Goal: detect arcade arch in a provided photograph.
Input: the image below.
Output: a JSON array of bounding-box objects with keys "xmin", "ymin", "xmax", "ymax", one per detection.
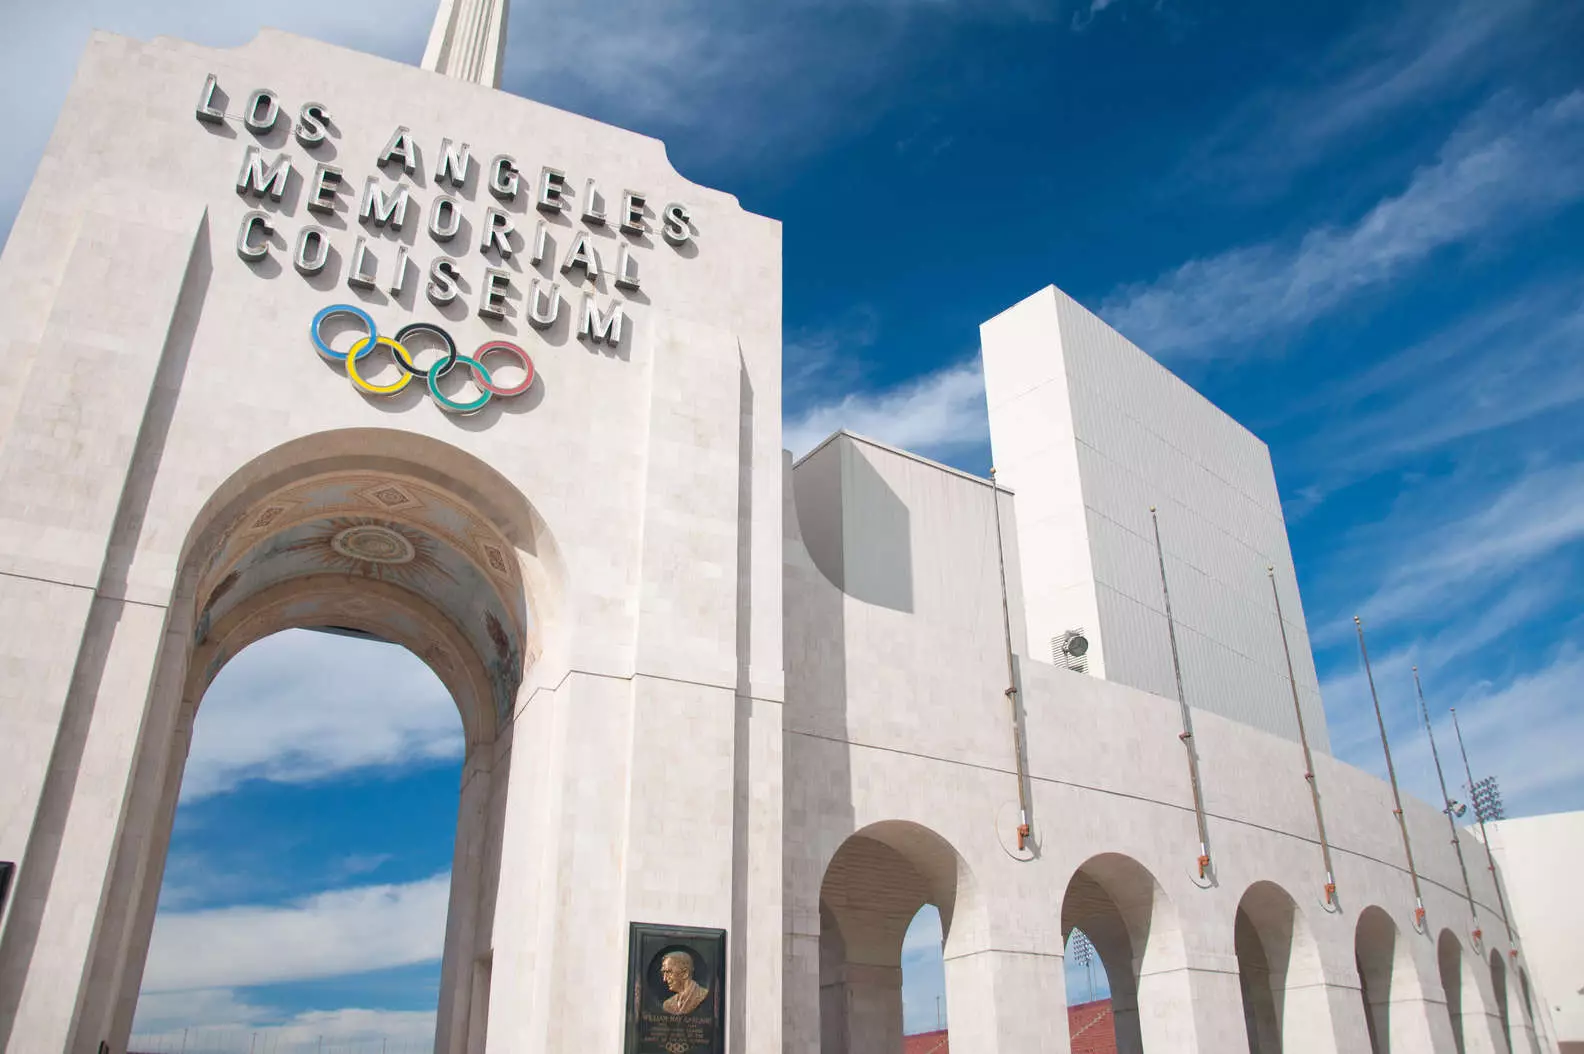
[
  {"xmin": 1516, "ymin": 967, "xmax": 1542, "ymax": 1054},
  {"xmin": 1354, "ymin": 904, "xmax": 1428, "ymax": 1054},
  {"xmin": 79, "ymin": 430, "xmax": 563, "ymax": 1054},
  {"xmin": 1437, "ymin": 927, "xmax": 1512, "ymax": 1054},
  {"xmin": 1440, "ymin": 930, "xmax": 1470, "ymax": 1054},
  {"xmin": 1234, "ymin": 880, "xmax": 1328, "ymax": 1054},
  {"xmin": 816, "ymin": 821, "xmax": 973, "ymax": 1054},
  {"xmin": 1058, "ymin": 853, "xmax": 1185, "ymax": 1053},
  {"xmin": 1489, "ymin": 950, "xmax": 1514, "ymax": 1054}
]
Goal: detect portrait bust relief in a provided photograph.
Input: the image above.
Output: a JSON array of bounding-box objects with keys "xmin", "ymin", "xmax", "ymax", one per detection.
[
  {"xmin": 626, "ymin": 923, "xmax": 726, "ymax": 1053},
  {"xmin": 660, "ymin": 951, "xmax": 709, "ymax": 1015}
]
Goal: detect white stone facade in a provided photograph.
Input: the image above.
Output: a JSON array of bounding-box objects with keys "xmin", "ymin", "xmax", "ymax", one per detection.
[
  {"xmin": 0, "ymin": 26, "xmax": 1558, "ymax": 1054},
  {"xmin": 982, "ymin": 285, "xmax": 1329, "ymax": 752},
  {"xmin": 1482, "ymin": 813, "xmax": 1582, "ymax": 1053}
]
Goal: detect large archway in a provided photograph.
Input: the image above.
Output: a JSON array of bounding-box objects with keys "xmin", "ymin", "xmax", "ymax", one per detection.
[
  {"xmin": 816, "ymin": 821, "xmax": 972, "ymax": 1053},
  {"xmin": 1234, "ymin": 880, "xmax": 1330, "ymax": 1054},
  {"xmin": 128, "ymin": 626, "xmax": 465, "ymax": 1052},
  {"xmin": 1355, "ymin": 904, "xmax": 1436, "ymax": 1054},
  {"xmin": 78, "ymin": 430, "xmax": 562, "ymax": 1054},
  {"xmin": 1515, "ymin": 967, "xmax": 1542, "ymax": 1054},
  {"xmin": 1059, "ymin": 853, "xmax": 1185, "ymax": 1053},
  {"xmin": 1489, "ymin": 951, "xmax": 1514, "ymax": 1054},
  {"xmin": 1438, "ymin": 929, "xmax": 1516, "ymax": 1054},
  {"xmin": 1439, "ymin": 930, "xmax": 1470, "ymax": 1054}
]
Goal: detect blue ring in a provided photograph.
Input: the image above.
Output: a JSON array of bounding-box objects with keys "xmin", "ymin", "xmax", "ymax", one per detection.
[{"xmin": 311, "ymin": 304, "xmax": 377, "ymax": 363}]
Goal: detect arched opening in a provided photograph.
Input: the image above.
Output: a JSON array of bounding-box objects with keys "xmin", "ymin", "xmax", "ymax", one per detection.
[
  {"xmin": 1490, "ymin": 950, "xmax": 1513, "ymax": 1054},
  {"xmin": 78, "ymin": 431, "xmax": 562, "ymax": 1054},
  {"xmin": 1064, "ymin": 927, "xmax": 1116, "ymax": 1053},
  {"xmin": 1439, "ymin": 930, "xmax": 1467, "ymax": 1054},
  {"xmin": 128, "ymin": 628, "xmax": 464, "ymax": 1052},
  {"xmin": 901, "ymin": 906, "xmax": 947, "ymax": 1039},
  {"xmin": 817, "ymin": 821, "xmax": 971, "ymax": 1053},
  {"xmin": 1517, "ymin": 967, "xmax": 1542, "ymax": 1054},
  {"xmin": 1060, "ymin": 854, "xmax": 1184, "ymax": 1054},
  {"xmin": 1235, "ymin": 881, "xmax": 1326, "ymax": 1054},
  {"xmin": 1356, "ymin": 905, "xmax": 1420, "ymax": 1054}
]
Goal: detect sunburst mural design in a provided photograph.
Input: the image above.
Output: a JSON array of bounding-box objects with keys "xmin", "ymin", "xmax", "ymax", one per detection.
[{"xmin": 275, "ymin": 517, "xmax": 459, "ymax": 589}]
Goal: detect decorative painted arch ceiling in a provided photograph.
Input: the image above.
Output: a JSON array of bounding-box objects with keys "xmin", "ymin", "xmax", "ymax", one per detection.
[{"xmin": 193, "ymin": 472, "xmax": 533, "ymax": 724}]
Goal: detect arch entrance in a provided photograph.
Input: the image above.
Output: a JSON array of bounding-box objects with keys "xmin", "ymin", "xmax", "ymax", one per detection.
[
  {"xmin": 1438, "ymin": 929, "xmax": 1507, "ymax": 1054},
  {"xmin": 816, "ymin": 822, "xmax": 971, "ymax": 1053},
  {"xmin": 1354, "ymin": 904, "xmax": 1440, "ymax": 1054},
  {"xmin": 59, "ymin": 432, "xmax": 558, "ymax": 1054},
  {"xmin": 1059, "ymin": 853, "xmax": 1185, "ymax": 1054},
  {"xmin": 1234, "ymin": 881, "xmax": 1336, "ymax": 1054}
]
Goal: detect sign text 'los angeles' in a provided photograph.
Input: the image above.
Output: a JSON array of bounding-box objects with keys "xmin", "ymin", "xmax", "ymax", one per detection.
[{"xmin": 203, "ymin": 75, "xmax": 698, "ymax": 348}]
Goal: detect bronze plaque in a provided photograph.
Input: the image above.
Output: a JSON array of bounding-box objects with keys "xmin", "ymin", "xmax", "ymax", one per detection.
[{"xmin": 624, "ymin": 922, "xmax": 726, "ymax": 1054}]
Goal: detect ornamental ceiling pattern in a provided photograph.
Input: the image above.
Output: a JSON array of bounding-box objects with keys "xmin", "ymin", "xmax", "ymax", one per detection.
[{"xmin": 194, "ymin": 472, "xmax": 531, "ymax": 724}]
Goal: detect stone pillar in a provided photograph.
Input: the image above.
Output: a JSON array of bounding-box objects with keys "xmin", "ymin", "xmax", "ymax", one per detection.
[
  {"xmin": 421, "ymin": 0, "xmax": 509, "ymax": 87},
  {"xmin": 1379, "ymin": 987, "xmax": 1454, "ymax": 1053},
  {"xmin": 1463, "ymin": 1004, "xmax": 1510, "ymax": 1054},
  {"xmin": 1278, "ymin": 973, "xmax": 1374, "ymax": 1054},
  {"xmin": 839, "ymin": 963, "xmax": 904, "ymax": 1052},
  {"xmin": 0, "ymin": 207, "xmax": 207, "ymax": 1054},
  {"xmin": 784, "ymin": 925, "xmax": 820, "ymax": 1054},
  {"xmin": 943, "ymin": 946, "xmax": 1069, "ymax": 1052},
  {"xmin": 1138, "ymin": 957, "xmax": 1255, "ymax": 1054},
  {"xmin": 1109, "ymin": 981, "xmax": 1143, "ymax": 1054}
]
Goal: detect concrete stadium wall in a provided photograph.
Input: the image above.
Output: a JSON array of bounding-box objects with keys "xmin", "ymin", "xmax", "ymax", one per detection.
[{"xmin": 784, "ymin": 432, "xmax": 1553, "ymax": 1054}]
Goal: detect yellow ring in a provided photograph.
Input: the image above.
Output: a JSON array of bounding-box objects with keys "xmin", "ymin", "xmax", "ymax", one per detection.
[{"xmin": 345, "ymin": 336, "xmax": 415, "ymax": 395}]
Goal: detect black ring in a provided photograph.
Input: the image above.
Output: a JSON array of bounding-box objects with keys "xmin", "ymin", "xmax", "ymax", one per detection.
[{"xmin": 393, "ymin": 322, "xmax": 458, "ymax": 378}]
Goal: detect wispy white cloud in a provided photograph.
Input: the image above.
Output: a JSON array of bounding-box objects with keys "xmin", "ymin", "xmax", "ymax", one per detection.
[
  {"xmin": 1319, "ymin": 575, "xmax": 1565, "ymax": 756},
  {"xmin": 1339, "ymin": 462, "xmax": 1584, "ymax": 640},
  {"xmin": 0, "ymin": 0, "xmax": 1067, "ymax": 247},
  {"xmin": 1197, "ymin": 0, "xmax": 1545, "ymax": 183},
  {"xmin": 183, "ymin": 629, "xmax": 461, "ymax": 801},
  {"xmin": 1326, "ymin": 646, "xmax": 1584, "ymax": 820},
  {"xmin": 141, "ymin": 872, "xmax": 449, "ymax": 992},
  {"xmin": 785, "ymin": 357, "xmax": 988, "ymax": 461},
  {"xmin": 1288, "ymin": 282, "xmax": 1584, "ymax": 482},
  {"xmin": 901, "ymin": 903, "xmax": 943, "ymax": 957},
  {"xmin": 784, "ymin": 308, "xmax": 884, "ymax": 413},
  {"xmin": 1104, "ymin": 92, "xmax": 1584, "ymax": 359},
  {"xmin": 1310, "ymin": 460, "xmax": 1584, "ymax": 816},
  {"xmin": 1071, "ymin": 0, "xmax": 1124, "ymax": 31},
  {"xmin": 0, "ymin": 0, "xmax": 437, "ymax": 246},
  {"xmin": 132, "ymin": 986, "xmax": 437, "ymax": 1053}
]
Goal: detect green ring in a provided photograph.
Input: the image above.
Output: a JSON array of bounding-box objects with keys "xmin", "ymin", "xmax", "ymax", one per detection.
[{"xmin": 428, "ymin": 354, "xmax": 493, "ymax": 414}]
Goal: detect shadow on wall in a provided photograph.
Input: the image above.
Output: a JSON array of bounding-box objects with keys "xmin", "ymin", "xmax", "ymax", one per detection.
[{"xmin": 793, "ymin": 437, "xmax": 913, "ymax": 614}]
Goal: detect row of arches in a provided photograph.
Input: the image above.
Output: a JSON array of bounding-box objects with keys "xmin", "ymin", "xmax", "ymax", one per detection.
[{"xmin": 815, "ymin": 823, "xmax": 1547, "ymax": 1054}]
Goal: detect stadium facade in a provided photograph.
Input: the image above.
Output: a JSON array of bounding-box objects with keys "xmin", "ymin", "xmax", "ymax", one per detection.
[{"xmin": 0, "ymin": 5, "xmax": 1558, "ymax": 1053}]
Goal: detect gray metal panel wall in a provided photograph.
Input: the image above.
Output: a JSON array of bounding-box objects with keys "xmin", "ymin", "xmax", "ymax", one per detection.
[{"xmin": 1051, "ymin": 287, "xmax": 1330, "ymax": 752}]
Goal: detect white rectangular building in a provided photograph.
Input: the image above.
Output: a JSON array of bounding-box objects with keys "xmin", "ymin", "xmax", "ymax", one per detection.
[
  {"xmin": 1484, "ymin": 812, "xmax": 1582, "ymax": 1053},
  {"xmin": 981, "ymin": 284, "xmax": 1329, "ymax": 751}
]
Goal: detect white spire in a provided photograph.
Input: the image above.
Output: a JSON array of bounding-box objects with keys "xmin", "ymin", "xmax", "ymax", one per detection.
[{"xmin": 421, "ymin": 0, "xmax": 509, "ymax": 88}]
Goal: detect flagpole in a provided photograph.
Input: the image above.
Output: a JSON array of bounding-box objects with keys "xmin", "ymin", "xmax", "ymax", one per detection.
[
  {"xmin": 1451, "ymin": 707, "xmax": 1516, "ymax": 950},
  {"xmin": 1271, "ymin": 569, "xmax": 1335, "ymax": 906},
  {"xmin": 1414, "ymin": 666, "xmax": 1479, "ymax": 934},
  {"xmin": 1151, "ymin": 508, "xmax": 1213, "ymax": 882},
  {"xmin": 1355, "ymin": 616, "xmax": 1425, "ymax": 930}
]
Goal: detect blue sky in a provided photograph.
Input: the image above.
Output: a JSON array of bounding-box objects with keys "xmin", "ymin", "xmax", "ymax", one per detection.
[{"xmin": 3, "ymin": 0, "xmax": 1582, "ymax": 1046}]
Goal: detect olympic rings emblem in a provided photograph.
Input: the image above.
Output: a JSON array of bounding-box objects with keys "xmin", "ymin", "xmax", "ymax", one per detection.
[{"xmin": 310, "ymin": 305, "xmax": 535, "ymax": 415}]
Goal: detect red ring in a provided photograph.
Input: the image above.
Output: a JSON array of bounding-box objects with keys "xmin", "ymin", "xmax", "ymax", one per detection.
[{"xmin": 472, "ymin": 341, "xmax": 535, "ymax": 396}]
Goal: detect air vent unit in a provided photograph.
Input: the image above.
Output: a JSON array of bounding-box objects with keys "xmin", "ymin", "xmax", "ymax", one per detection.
[{"xmin": 1052, "ymin": 628, "xmax": 1090, "ymax": 674}]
